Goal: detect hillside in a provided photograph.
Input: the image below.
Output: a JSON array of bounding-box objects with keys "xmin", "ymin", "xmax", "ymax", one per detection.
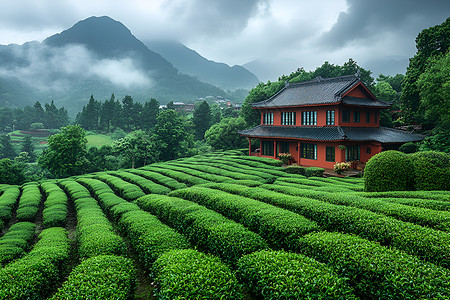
[
  {"xmin": 146, "ymin": 40, "xmax": 260, "ymax": 90},
  {"xmin": 1, "ymin": 150, "xmax": 450, "ymax": 298},
  {"xmin": 0, "ymin": 16, "xmax": 229, "ymax": 113}
]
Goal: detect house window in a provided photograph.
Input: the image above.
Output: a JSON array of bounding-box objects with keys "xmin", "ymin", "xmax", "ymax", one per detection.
[
  {"xmin": 301, "ymin": 111, "xmax": 317, "ymax": 125},
  {"xmin": 262, "ymin": 141, "xmax": 274, "ymax": 156},
  {"xmin": 353, "ymin": 111, "xmax": 360, "ymax": 123},
  {"xmin": 301, "ymin": 143, "xmax": 317, "ymax": 160},
  {"xmin": 263, "ymin": 113, "xmax": 273, "ymax": 125},
  {"xmin": 278, "ymin": 141, "xmax": 290, "ymax": 154},
  {"xmin": 342, "ymin": 110, "xmax": 351, "ymax": 122},
  {"xmin": 366, "ymin": 112, "xmax": 370, "ymax": 123},
  {"xmin": 326, "ymin": 146, "xmax": 335, "ymax": 162},
  {"xmin": 366, "ymin": 147, "xmax": 371, "ymax": 154},
  {"xmin": 326, "ymin": 110, "xmax": 335, "ymax": 125},
  {"xmin": 346, "ymin": 145, "xmax": 360, "ymax": 161},
  {"xmin": 281, "ymin": 112, "xmax": 296, "ymax": 125}
]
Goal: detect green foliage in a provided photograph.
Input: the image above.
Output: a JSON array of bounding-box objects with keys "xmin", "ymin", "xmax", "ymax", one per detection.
[
  {"xmin": 409, "ymin": 151, "xmax": 450, "ymax": 191},
  {"xmin": 299, "ymin": 231, "xmax": 450, "ymax": 299},
  {"xmin": 205, "ymin": 117, "xmax": 248, "ymax": 150},
  {"xmin": 135, "ymin": 194, "xmax": 268, "ymax": 265},
  {"xmin": 94, "ymin": 173, "xmax": 145, "ymax": 201},
  {"xmin": 0, "ymin": 134, "xmax": 16, "ymax": 160},
  {"xmin": 402, "ymin": 17, "xmax": 450, "ymax": 124},
  {"xmin": 41, "ymin": 182, "xmax": 68, "ymax": 228},
  {"xmin": 284, "ymin": 165, "xmax": 306, "ymax": 175},
  {"xmin": 0, "ymin": 227, "xmax": 70, "ymax": 300},
  {"xmin": 0, "ymin": 222, "xmax": 36, "ymax": 265},
  {"xmin": 169, "ymin": 186, "xmax": 319, "ymax": 249},
  {"xmin": 364, "ymin": 150, "xmax": 415, "ymax": 192},
  {"xmin": 16, "ymin": 183, "xmax": 41, "ymax": 222},
  {"xmin": 399, "ymin": 142, "xmax": 418, "ymax": 154},
  {"xmin": 112, "ymin": 171, "xmax": 171, "ymax": 195},
  {"xmin": 50, "ymin": 255, "xmax": 135, "ymax": 300},
  {"xmin": 38, "ymin": 125, "xmax": 89, "ymax": 178},
  {"xmin": 192, "ymin": 100, "xmax": 212, "ymax": 140},
  {"xmin": 0, "ymin": 185, "xmax": 20, "ymax": 222},
  {"xmin": 305, "ymin": 167, "xmax": 325, "ymax": 177},
  {"xmin": 20, "ymin": 136, "xmax": 36, "ymax": 162},
  {"xmin": 113, "ymin": 130, "xmax": 156, "ymax": 168},
  {"xmin": 237, "ymin": 250, "xmax": 357, "ymax": 299},
  {"xmin": 0, "ymin": 158, "xmax": 25, "ymax": 185},
  {"xmin": 417, "ymin": 51, "xmax": 450, "ymax": 127},
  {"xmin": 154, "ymin": 109, "xmax": 189, "ymax": 161},
  {"xmin": 126, "ymin": 169, "xmax": 187, "ymax": 190},
  {"xmin": 153, "ymin": 249, "xmax": 242, "ymax": 299}
]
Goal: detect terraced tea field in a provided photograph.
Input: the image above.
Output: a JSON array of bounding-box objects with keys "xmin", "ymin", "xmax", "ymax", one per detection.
[{"xmin": 1, "ymin": 150, "xmax": 450, "ymax": 299}]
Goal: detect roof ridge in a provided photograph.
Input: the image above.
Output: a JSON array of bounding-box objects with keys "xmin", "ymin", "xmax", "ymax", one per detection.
[{"xmin": 288, "ymin": 74, "xmax": 358, "ymax": 88}]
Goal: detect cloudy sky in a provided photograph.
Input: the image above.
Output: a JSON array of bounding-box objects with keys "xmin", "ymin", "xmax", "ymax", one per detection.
[{"xmin": 0, "ymin": 0, "xmax": 448, "ymax": 82}]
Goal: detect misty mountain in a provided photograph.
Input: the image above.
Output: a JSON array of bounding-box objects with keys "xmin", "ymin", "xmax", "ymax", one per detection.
[
  {"xmin": 146, "ymin": 40, "xmax": 260, "ymax": 91},
  {"xmin": 0, "ymin": 16, "xmax": 230, "ymax": 114}
]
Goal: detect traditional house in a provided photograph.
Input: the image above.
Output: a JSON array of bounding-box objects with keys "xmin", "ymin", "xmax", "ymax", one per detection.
[{"xmin": 239, "ymin": 74, "xmax": 424, "ymax": 169}]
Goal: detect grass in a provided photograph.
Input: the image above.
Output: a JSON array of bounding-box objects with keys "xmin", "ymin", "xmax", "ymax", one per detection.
[{"xmin": 86, "ymin": 134, "xmax": 114, "ymax": 148}]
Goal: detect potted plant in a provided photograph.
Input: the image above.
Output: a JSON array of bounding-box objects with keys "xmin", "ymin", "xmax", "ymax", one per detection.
[
  {"xmin": 333, "ymin": 162, "xmax": 351, "ymax": 175},
  {"xmin": 278, "ymin": 152, "xmax": 292, "ymax": 165}
]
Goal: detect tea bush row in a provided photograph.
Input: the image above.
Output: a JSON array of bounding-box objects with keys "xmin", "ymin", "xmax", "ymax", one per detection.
[
  {"xmin": 169, "ymin": 187, "xmax": 319, "ymax": 249},
  {"xmin": 213, "ymin": 156, "xmax": 289, "ymax": 177},
  {"xmin": 40, "ymin": 182, "xmax": 68, "ymax": 228},
  {"xmin": 167, "ymin": 161, "xmax": 266, "ymax": 182},
  {"xmin": 228, "ymin": 155, "xmax": 283, "ymax": 167},
  {"xmin": 307, "ymin": 177, "xmax": 364, "ymax": 191},
  {"xmin": 126, "ymin": 169, "xmax": 187, "ymax": 190},
  {"xmin": 0, "ymin": 185, "xmax": 20, "ymax": 222},
  {"xmin": 298, "ymin": 231, "xmax": 450, "ymax": 299},
  {"xmin": 373, "ymin": 197, "xmax": 450, "ymax": 212},
  {"xmin": 358, "ymin": 190, "xmax": 450, "ymax": 202},
  {"xmin": 161, "ymin": 164, "xmax": 232, "ymax": 183},
  {"xmin": 109, "ymin": 171, "xmax": 171, "ymax": 195},
  {"xmin": 58, "ymin": 180, "xmax": 125, "ymax": 259},
  {"xmin": 16, "ymin": 183, "xmax": 42, "ymax": 222},
  {"xmin": 266, "ymin": 184, "xmax": 450, "ymax": 231},
  {"xmin": 135, "ymin": 194, "xmax": 269, "ymax": 265},
  {"xmin": 0, "ymin": 222, "xmax": 35, "ymax": 265},
  {"xmin": 179, "ymin": 157, "xmax": 280, "ymax": 180},
  {"xmin": 143, "ymin": 166, "xmax": 208, "ymax": 185},
  {"xmin": 94, "ymin": 173, "xmax": 145, "ymax": 201},
  {"xmin": 284, "ymin": 165, "xmax": 325, "ymax": 177},
  {"xmin": 237, "ymin": 250, "xmax": 357, "ymax": 299},
  {"xmin": 50, "ymin": 255, "xmax": 135, "ymax": 300},
  {"xmin": 154, "ymin": 249, "xmax": 242, "ymax": 299},
  {"xmin": 0, "ymin": 227, "xmax": 70, "ymax": 300},
  {"xmin": 224, "ymin": 183, "xmax": 450, "ymax": 267}
]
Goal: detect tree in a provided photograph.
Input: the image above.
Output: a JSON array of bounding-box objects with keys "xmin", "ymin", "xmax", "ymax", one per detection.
[
  {"xmin": 417, "ymin": 52, "xmax": 450, "ymax": 127},
  {"xmin": 192, "ymin": 101, "xmax": 212, "ymax": 140},
  {"xmin": 21, "ymin": 135, "xmax": 36, "ymax": 162},
  {"xmin": 100, "ymin": 94, "xmax": 121, "ymax": 133},
  {"xmin": 0, "ymin": 134, "xmax": 16, "ymax": 159},
  {"xmin": 113, "ymin": 130, "xmax": 156, "ymax": 169},
  {"xmin": 154, "ymin": 110, "xmax": 188, "ymax": 161},
  {"xmin": 86, "ymin": 145, "xmax": 121, "ymax": 172},
  {"xmin": 402, "ymin": 17, "xmax": 450, "ymax": 124},
  {"xmin": 140, "ymin": 98, "xmax": 159, "ymax": 130},
  {"xmin": 0, "ymin": 158, "xmax": 25, "ymax": 185},
  {"xmin": 38, "ymin": 125, "xmax": 89, "ymax": 178},
  {"xmin": 32, "ymin": 101, "xmax": 45, "ymax": 124},
  {"xmin": 76, "ymin": 95, "xmax": 101, "ymax": 130},
  {"xmin": 205, "ymin": 117, "xmax": 248, "ymax": 150}
]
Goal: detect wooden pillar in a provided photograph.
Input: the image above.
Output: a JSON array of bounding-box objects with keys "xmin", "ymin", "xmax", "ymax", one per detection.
[
  {"xmin": 248, "ymin": 138, "xmax": 251, "ymax": 156},
  {"xmin": 273, "ymin": 140, "xmax": 277, "ymax": 159},
  {"xmin": 297, "ymin": 141, "xmax": 301, "ymax": 165}
]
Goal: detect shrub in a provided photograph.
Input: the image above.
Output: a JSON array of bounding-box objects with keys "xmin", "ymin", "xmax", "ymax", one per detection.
[
  {"xmin": 169, "ymin": 187, "xmax": 319, "ymax": 249},
  {"xmin": 94, "ymin": 173, "xmax": 145, "ymax": 201},
  {"xmin": 135, "ymin": 194, "xmax": 268, "ymax": 265},
  {"xmin": 110, "ymin": 171, "xmax": 171, "ymax": 195},
  {"xmin": 237, "ymin": 250, "xmax": 357, "ymax": 299},
  {"xmin": 50, "ymin": 255, "xmax": 135, "ymax": 300},
  {"xmin": 305, "ymin": 167, "xmax": 325, "ymax": 177},
  {"xmin": 409, "ymin": 151, "xmax": 450, "ymax": 191},
  {"xmin": 298, "ymin": 231, "xmax": 450, "ymax": 299},
  {"xmin": 153, "ymin": 249, "xmax": 242, "ymax": 299},
  {"xmin": 284, "ymin": 165, "xmax": 306, "ymax": 175},
  {"xmin": 126, "ymin": 169, "xmax": 187, "ymax": 190},
  {"xmin": 399, "ymin": 142, "xmax": 418, "ymax": 153},
  {"xmin": 364, "ymin": 150, "xmax": 415, "ymax": 192}
]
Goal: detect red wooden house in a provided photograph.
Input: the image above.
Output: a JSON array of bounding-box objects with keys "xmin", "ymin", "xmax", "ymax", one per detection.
[{"xmin": 239, "ymin": 74, "xmax": 424, "ymax": 169}]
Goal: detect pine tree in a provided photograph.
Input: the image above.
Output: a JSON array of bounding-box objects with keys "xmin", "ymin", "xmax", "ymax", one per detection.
[
  {"xmin": 192, "ymin": 101, "xmax": 212, "ymax": 140},
  {"xmin": 21, "ymin": 135, "xmax": 36, "ymax": 162},
  {"xmin": 0, "ymin": 134, "xmax": 17, "ymax": 159}
]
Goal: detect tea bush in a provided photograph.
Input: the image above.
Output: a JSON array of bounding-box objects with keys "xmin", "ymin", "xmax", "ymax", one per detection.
[{"xmin": 409, "ymin": 151, "xmax": 450, "ymax": 191}]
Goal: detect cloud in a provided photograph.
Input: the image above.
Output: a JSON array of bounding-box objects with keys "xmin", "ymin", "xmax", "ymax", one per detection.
[{"xmin": 0, "ymin": 43, "xmax": 152, "ymax": 90}]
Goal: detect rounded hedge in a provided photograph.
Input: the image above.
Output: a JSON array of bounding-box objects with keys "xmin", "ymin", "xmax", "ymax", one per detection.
[
  {"xmin": 409, "ymin": 151, "xmax": 450, "ymax": 191},
  {"xmin": 364, "ymin": 150, "xmax": 415, "ymax": 192}
]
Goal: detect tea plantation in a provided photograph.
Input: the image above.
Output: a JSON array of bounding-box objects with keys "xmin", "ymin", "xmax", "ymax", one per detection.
[{"xmin": 1, "ymin": 149, "xmax": 449, "ymax": 299}]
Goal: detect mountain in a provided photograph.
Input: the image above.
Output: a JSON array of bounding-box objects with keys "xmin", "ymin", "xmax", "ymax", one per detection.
[
  {"xmin": 146, "ymin": 40, "xmax": 260, "ymax": 91},
  {"xmin": 0, "ymin": 16, "xmax": 230, "ymax": 114}
]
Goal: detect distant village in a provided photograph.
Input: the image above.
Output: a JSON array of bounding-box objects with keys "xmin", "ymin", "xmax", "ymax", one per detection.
[{"xmin": 159, "ymin": 96, "xmax": 242, "ymax": 113}]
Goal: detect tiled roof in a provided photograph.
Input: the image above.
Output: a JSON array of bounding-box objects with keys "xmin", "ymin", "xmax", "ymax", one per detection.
[
  {"xmin": 238, "ymin": 125, "xmax": 424, "ymax": 143},
  {"xmin": 251, "ymin": 75, "xmax": 360, "ymax": 108},
  {"xmin": 251, "ymin": 74, "xmax": 389, "ymax": 108},
  {"xmin": 342, "ymin": 96, "xmax": 390, "ymax": 108}
]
